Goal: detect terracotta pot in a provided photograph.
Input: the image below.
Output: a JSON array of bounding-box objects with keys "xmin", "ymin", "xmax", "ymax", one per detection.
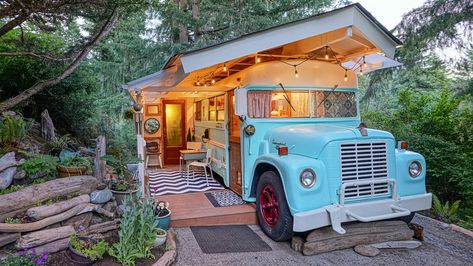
[{"xmin": 57, "ymin": 165, "xmax": 88, "ymax": 178}]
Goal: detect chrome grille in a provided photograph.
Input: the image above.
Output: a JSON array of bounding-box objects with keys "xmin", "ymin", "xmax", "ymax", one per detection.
[{"xmin": 340, "ymin": 142, "xmax": 390, "ymax": 200}]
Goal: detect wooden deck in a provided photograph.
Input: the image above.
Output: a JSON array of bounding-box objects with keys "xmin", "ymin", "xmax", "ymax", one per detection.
[{"xmin": 154, "ymin": 191, "xmax": 257, "ymax": 227}]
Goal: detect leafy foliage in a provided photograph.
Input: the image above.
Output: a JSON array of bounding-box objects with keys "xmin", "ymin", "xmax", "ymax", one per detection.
[
  {"xmin": 0, "ymin": 114, "xmax": 30, "ymax": 147},
  {"xmin": 431, "ymin": 194, "xmax": 461, "ymax": 223},
  {"xmin": 20, "ymin": 154, "xmax": 59, "ymax": 179},
  {"xmin": 69, "ymin": 234, "xmax": 109, "ymax": 261},
  {"xmin": 109, "ymin": 194, "xmax": 157, "ymax": 266},
  {"xmin": 60, "ymin": 155, "xmax": 91, "ymax": 169},
  {"xmin": 0, "ymin": 249, "xmax": 49, "ymax": 266}
]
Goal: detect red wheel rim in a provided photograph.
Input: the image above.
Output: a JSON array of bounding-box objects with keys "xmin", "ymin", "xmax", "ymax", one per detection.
[{"xmin": 259, "ymin": 184, "xmax": 279, "ymax": 226}]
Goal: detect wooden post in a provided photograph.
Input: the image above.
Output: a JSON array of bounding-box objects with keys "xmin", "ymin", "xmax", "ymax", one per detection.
[{"xmin": 94, "ymin": 135, "xmax": 106, "ymax": 181}]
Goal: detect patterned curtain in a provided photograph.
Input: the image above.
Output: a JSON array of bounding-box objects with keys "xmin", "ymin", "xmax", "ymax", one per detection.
[{"xmin": 247, "ymin": 91, "xmax": 272, "ymax": 118}]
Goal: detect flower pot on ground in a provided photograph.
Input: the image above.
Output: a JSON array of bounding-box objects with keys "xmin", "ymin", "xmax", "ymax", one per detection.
[
  {"xmin": 154, "ymin": 201, "xmax": 171, "ymax": 230},
  {"xmin": 68, "ymin": 234, "xmax": 108, "ymax": 264},
  {"xmin": 57, "ymin": 155, "xmax": 91, "ymax": 178},
  {"xmin": 154, "ymin": 228, "xmax": 167, "ymax": 247}
]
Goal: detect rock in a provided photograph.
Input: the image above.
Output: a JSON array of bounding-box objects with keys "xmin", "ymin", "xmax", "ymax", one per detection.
[
  {"xmin": 354, "ymin": 245, "xmax": 380, "ymax": 257},
  {"xmin": 0, "ymin": 167, "xmax": 16, "ymax": 189},
  {"xmin": 13, "ymin": 170, "xmax": 26, "ymax": 180},
  {"xmin": 90, "ymin": 189, "xmax": 112, "ymax": 204},
  {"xmin": 103, "ymin": 200, "xmax": 118, "ymax": 214},
  {"xmin": 62, "ymin": 213, "xmax": 93, "ymax": 229},
  {"xmin": 409, "ymin": 223, "xmax": 424, "ymax": 241},
  {"xmin": 291, "ymin": 236, "xmax": 305, "ymax": 252}
]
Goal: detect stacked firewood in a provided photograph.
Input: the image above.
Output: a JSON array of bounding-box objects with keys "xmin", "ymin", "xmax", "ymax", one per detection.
[{"xmin": 0, "ymin": 176, "xmax": 120, "ymax": 253}]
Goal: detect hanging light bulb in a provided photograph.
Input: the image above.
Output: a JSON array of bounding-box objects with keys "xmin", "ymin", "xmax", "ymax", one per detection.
[
  {"xmin": 359, "ymin": 67, "xmax": 363, "ymax": 76},
  {"xmin": 363, "ymin": 56, "xmax": 367, "ymax": 68},
  {"xmin": 223, "ymin": 64, "xmax": 227, "ymax": 72},
  {"xmin": 211, "ymin": 79, "xmax": 216, "ymax": 84},
  {"xmin": 196, "ymin": 80, "xmax": 201, "ymax": 86},
  {"xmin": 256, "ymin": 56, "xmax": 261, "ymax": 63},
  {"xmin": 344, "ymin": 70, "xmax": 348, "ymax": 81},
  {"xmin": 294, "ymin": 66, "xmax": 299, "ymax": 78},
  {"xmin": 325, "ymin": 46, "xmax": 329, "ymax": 60},
  {"xmin": 204, "ymin": 83, "xmax": 208, "ymax": 87}
]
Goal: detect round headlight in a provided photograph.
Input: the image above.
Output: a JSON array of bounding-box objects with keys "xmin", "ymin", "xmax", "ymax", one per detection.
[
  {"xmin": 408, "ymin": 161, "xmax": 422, "ymax": 177},
  {"xmin": 300, "ymin": 169, "xmax": 316, "ymax": 188}
]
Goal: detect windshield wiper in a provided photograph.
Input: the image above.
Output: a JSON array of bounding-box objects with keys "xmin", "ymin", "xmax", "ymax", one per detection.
[
  {"xmin": 317, "ymin": 84, "xmax": 339, "ymax": 109},
  {"xmin": 278, "ymin": 83, "xmax": 296, "ymax": 112}
]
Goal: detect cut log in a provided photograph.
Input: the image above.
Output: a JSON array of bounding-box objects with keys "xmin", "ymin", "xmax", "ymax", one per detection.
[
  {"xmin": 0, "ymin": 176, "xmax": 97, "ymax": 216},
  {"xmin": 152, "ymin": 228, "xmax": 177, "ymax": 266},
  {"xmin": 33, "ymin": 237, "xmax": 69, "ymax": 254},
  {"xmin": 27, "ymin": 194, "xmax": 90, "ymax": 220},
  {"xmin": 302, "ymin": 221, "xmax": 414, "ymax": 255},
  {"xmin": 16, "ymin": 225, "xmax": 74, "ymax": 249},
  {"xmin": 0, "ymin": 232, "xmax": 20, "ymax": 248},
  {"xmin": 0, "ymin": 203, "xmax": 113, "ymax": 233},
  {"xmin": 84, "ymin": 220, "xmax": 119, "ymax": 235}
]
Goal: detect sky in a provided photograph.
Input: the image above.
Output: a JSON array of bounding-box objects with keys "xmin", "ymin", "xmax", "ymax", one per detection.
[{"xmin": 355, "ymin": 0, "xmax": 426, "ymax": 30}]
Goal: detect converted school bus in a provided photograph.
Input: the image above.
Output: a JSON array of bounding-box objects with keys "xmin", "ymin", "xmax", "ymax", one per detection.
[{"xmin": 123, "ymin": 3, "xmax": 432, "ymax": 241}]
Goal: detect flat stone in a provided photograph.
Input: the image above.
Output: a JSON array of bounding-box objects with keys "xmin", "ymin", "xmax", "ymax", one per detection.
[
  {"xmin": 90, "ymin": 189, "xmax": 112, "ymax": 204},
  {"xmin": 103, "ymin": 200, "xmax": 118, "ymax": 214},
  {"xmin": 0, "ymin": 167, "xmax": 16, "ymax": 189},
  {"xmin": 354, "ymin": 245, "xmax": 380, "ymax": 257},
  {"xmin": 370, "ymin": 240, "xmax": 422, "ymax": 249},
  {"xmin": 13, "ymin": 170, "xmax": 26, "ymax": 180}
]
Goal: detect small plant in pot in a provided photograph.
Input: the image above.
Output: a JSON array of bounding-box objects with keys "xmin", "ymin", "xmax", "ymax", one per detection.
[
  {"xmin": 68, "ymin": 234, "xmax": 109, "ymax": 264},
  {"xmin": 154, "ymin": 227, "xmax": 167, "ymax": 247},
  {"xmin": 154, "ymin": 201, "xmax": 171, "ymax": 231},
  {"xmin": 57, "ymin": 154, "xmax": 91, "ymax": 178},
  {"xmin": 101, "ymin": 154, "xmax": 139, "ymax": 205}
]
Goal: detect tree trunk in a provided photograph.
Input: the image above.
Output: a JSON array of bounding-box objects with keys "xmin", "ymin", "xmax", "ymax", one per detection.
[
  {"xmin": 16, "ymin": 225, "xmax": 75, "ymax": 249},
  {"xmin": 94, "ymin": 135, "xmax": 106, "ymax": 181},
  {"xmin": 302, "ymin": 221, "xmax": 414, "ymax": 255},
  {"xmin": 27, "ymin": 195, "xmax": 91, "ymax": 220},
  {"xmin": 0, "ymin": 176, "xmax": 97, "ymax": 216},
  {"xmin": 40, "ymin": 109, "xmax": 55, "ymax": 141},
  {"xmin": 192, "ymin": 0, "xmax": 200, "ymax": 42},
  {"xmin": 0, "ymin": 7, "xmax": 119, "ymax": 112},
  {"xmin": 0, "ymin": 203, "xmax": 113, "ymax": 233}
]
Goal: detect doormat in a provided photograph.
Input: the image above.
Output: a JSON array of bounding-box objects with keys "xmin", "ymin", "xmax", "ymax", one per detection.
[
  {"xmin": 190, "ymin": 225, "xmax": 272, "ymax": 254},
  {"xmin": 148, "ymin": 170, "xmax": 224, "ymax": 196},
  {"xmin": 204, "ymin": 190, "xmax": 247, "ymax": 207}
]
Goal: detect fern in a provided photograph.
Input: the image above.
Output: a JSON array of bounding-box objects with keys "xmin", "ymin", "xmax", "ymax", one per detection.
[{"xmin": 431, "ymin": 194, "xmax": 461, "ymax": 223}]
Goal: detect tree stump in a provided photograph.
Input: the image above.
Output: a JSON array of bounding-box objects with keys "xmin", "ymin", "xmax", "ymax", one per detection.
[{"xmin": 40, "ymin": 109, "xmax": 55, "ymax": 141}]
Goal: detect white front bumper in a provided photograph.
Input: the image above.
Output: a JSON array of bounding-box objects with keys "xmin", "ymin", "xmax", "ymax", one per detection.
[{"xmin": 293, "ymin": 193, "xmax": 432, "ymax": 232}]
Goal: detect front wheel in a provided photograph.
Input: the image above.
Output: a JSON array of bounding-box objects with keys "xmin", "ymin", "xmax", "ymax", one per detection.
[{"xmin": 256, "ymin": 171, "xmax": 293, "ymax": 241}]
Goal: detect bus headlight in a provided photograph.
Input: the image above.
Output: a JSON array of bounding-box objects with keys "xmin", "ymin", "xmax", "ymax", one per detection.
[
  {"xmin": 300, "ymin": 169, "xmax": 316, "ymax": 188},
  {"xmin": 408, "ymin": 161, "xmax": 422, "ymax": 177}
]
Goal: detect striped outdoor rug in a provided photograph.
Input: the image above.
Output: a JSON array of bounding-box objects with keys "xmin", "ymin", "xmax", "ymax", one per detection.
[{"xmin": 148, "ymin": 169, "xmax": 224, "ymax": 196}]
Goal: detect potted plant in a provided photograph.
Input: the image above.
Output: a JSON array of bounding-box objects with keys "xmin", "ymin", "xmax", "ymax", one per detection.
[
  {"xmin": 68, "ymin": 234, "xmax": 108, "ymax": 264},
  {"xmin": 101, "ymin": 154, "xmax": 139, "ymax": 205},
  {"xmin": 154, "ymin": 228, "xmax": 167, "ymax": 247},
  {"xmin": 154, "ymin": 201, "xmax": 171, "ymax": 230},
  {"xmin": 57, "ymin": 155, "xmax": 91, "ymax": 178}
]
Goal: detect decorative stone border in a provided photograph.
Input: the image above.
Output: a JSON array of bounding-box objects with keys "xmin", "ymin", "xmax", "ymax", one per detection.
[{"xmin": 152, "ymin": 228, "xmax": 177, "ymax": 266}]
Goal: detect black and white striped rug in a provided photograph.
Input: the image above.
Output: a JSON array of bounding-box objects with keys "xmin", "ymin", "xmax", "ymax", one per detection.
[{"xmin": 148, "ymin": 169, "xmax": 224, "ymax": 196}]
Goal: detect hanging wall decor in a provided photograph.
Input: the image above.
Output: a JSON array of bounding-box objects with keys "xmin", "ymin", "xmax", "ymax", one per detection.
[{"xmin": 144, "ymin": 118, "xmax": 160, "ymax": 134}]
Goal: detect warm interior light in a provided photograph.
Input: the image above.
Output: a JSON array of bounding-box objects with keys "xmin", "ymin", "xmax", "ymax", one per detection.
[
  {"xmin": 211, "ymin": 79, "xmax": 216, "ymax": 84},
  {"xmin": 196, "ymin": 81, "xmax": 201, "ymax": 86},
  {"xmin": 223, "ymin": 64, "xmax": 227, "ymax": 72},
  {"xmin": 204, "ymin": 83, "xmax": 208, "ymax": 87},
  {"xmin": 325, "ymin": 46, "xmax": 329, "ymax": 60},
  {"xmin": 256, "ymin": 56, "xmax": 261, "ymax": 63}
]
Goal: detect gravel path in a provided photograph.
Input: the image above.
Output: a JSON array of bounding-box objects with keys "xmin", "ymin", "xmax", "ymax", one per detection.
[{"xmin": 174, "ymin": 214, "xmax": 473, "ymax": 266}]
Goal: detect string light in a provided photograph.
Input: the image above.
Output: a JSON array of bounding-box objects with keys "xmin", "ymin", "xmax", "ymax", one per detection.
[
  {"xmin": 204, "ymin": 83, "xmax": 208, "ymax": 87},
  {"xmin": 196, "ymin": 81, "xmax": 201, "ymax": 86},
  {"xmin": 256, "ymin": 56, "xmax": 261, "ymax": 63},
  {"xmin": 223, "ymin": 64, "xmax": 227, "ymax": 72},
  {"xmin": 363, "ymin": 56, "xmax": 367, "ymax": 68},
  {"xmin": 211, "ymin": 79, "xmax": 216, "ymax": 84},
  {"xmin": 325, "ymin": 46, "xmax": 329, "ymax": 60},
  {"xmin": 344, "ymin": 69, "xmax": 348, "ymax": 81},
  {"xmin": 294, "ymin": 66, "xmax": 299, "ymax": 78},
  {"xmin": 359, "ymin": 67, "xmax": 363, "ymax": 76}
]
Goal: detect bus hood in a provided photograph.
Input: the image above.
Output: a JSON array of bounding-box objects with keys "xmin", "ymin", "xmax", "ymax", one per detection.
[{"xmin": 267, "ymin": 123, "xmax": 394, "ymax": 159}]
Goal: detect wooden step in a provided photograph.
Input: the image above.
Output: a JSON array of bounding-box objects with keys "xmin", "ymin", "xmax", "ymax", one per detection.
[{"xmin": 155, "ymin": 191, "xmax": 258, "ymax": 227}]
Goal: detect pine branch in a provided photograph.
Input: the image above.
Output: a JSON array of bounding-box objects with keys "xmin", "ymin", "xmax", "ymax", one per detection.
[
  {"xmin": 0, "ymin": 7, "xmax": 120, "ymax": 112},
  {"xmin": 0, "ymin": 51, "xmax": 72, "ymax": 61}
]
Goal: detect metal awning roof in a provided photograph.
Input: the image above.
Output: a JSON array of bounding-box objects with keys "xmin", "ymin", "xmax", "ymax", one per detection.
[{"xmin": 123, "ymin": 3, "xmax": 402, "ymax": 92}]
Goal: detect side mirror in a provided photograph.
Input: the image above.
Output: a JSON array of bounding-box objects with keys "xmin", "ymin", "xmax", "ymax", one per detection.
[{"xmin": 234, "ymin": 88, "xmax": 247, "ymax": 116}]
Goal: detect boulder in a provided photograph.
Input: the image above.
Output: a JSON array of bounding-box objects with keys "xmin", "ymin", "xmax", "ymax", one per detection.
[
  {"xmin": 0, "ymin": 167, "xmax": 16, "ymax": 189},
  {"xmin": 103, "ymin": 200, "xmax": 118, "ymax": 214},
  {"xmin": 354, "ymin": 245, "xmax": 380, "ymax": 257},
  {"xmin": 90, "ymin": 189, "xmax": 113, "ymax": 204}
]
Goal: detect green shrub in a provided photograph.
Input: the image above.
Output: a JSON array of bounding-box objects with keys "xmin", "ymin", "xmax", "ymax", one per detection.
[
  {"xmin": 431, "ymin": 194, "xmax": 461, "ymax": 223},
  {"xmin": 109, "ymin": 194, "xmax": 156, "ymax": 266},
  {"xmin": 20, "ymin": 154, "xmax": 59, "ymax": 179},
  {"xmin": 60, "ymin": 155, "xmax": 91, "ymax": 169},
  {"xmin": 48, "ymin": 134, "xmax": 75, "ymax": 154},
  {"xmin": 5, "ymin": 217, "xmax": 21, "ymax": 224},
  {"xmin": 0, "ymin": 114, "xmax": 29, "ymax": 147},
  {"xmin": 69, "ymin": 234, "xmax": 109, "ymax": 261}
]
